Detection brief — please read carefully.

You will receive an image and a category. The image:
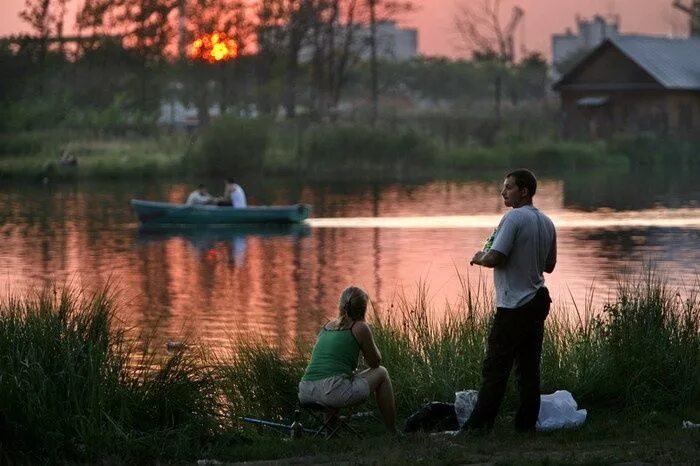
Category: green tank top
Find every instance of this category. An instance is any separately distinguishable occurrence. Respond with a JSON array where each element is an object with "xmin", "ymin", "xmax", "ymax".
[{"xmin": 301, "ymin": 324, "xmax": 361, "ymax": 381}]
